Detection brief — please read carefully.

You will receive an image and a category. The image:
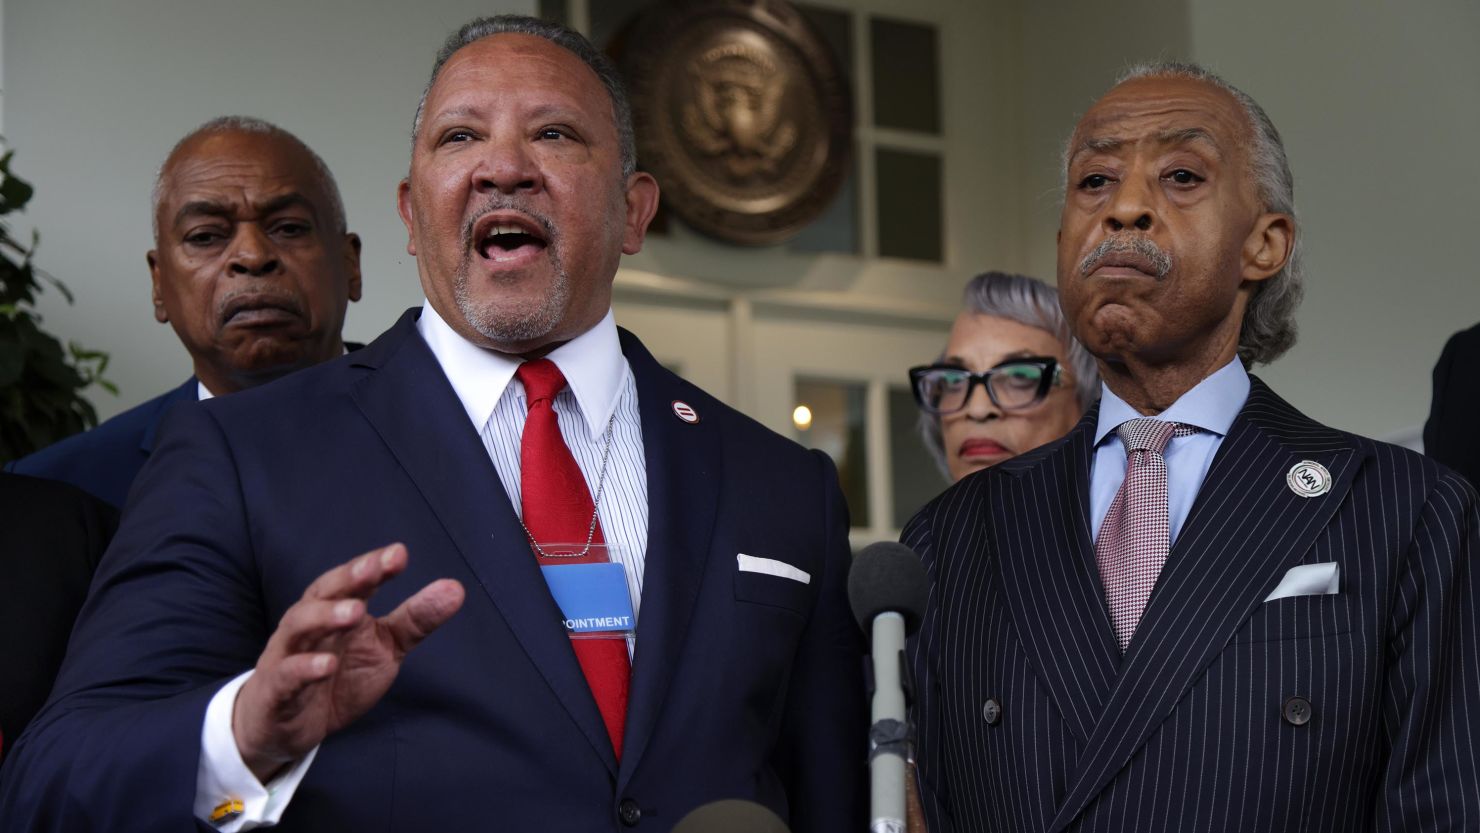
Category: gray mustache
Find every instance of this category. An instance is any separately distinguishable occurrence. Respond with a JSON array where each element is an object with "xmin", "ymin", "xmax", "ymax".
[{"xmin": 1078, "ymin": 235, "xmax": 1173, "ymax": 279}]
